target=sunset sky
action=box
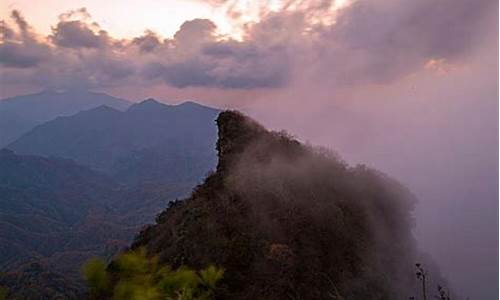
[1,0,230,38]
[0,0,351,38]
[0,0,494,101]
[0,0,498,298]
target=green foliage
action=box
[199,265,224,290]
[83,248,223,300]
[0,286,7,300]
[83,258,110,296]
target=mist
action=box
[240,12,498,299]
[132,110,449,299]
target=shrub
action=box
[83,248,223,300]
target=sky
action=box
[0,0,498,298]
[1,0,231,38]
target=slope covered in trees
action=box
[0,147,209,299]
[123,111,438,299]
[0,100,221,299]
[0,148,120,271]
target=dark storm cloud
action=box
[50,20,109,48]
[0,0,494,90]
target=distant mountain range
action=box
[0,91,220,298]
[7,98,219,186]
[0,90,130,148]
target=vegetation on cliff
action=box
[84,249,223,300]
[110,111,440,299]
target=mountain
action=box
[0,90,130,148]
[0,148,116,267]
[0,100,221,298]
[0,149,195,299]
[7,99,219,186]
[120,111,440,300]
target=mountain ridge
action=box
[0,99,222,299]
[121,110,436,299]
[7,99,220,185]
[0,90,131,148]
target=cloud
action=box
[58,7,92,21]
[0,11,51,68]
[0,0,495,92]
[173,19,216,48]
[0,20,16,40]
[144,59,217,88]
[0,42,51,68]
[132,30,162,53]
[50,20,109,48]
[133,17,290,89]
[10,10,30,38]
[149,50,289,89]
[313,0,496,85]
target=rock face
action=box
[131,111,421,300]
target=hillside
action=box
[0,90,130,148]
[8,99,219,186]
[0,149,197,298]
[124,111,430,299]
[0,99,221,298]
[0,148,118,270]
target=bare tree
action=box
[415,263,428,300]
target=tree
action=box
[0,286,7,300]
[415,263,427,300]
[83,258,110,297]
[83,248,224,300]
[435,285,452,300]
